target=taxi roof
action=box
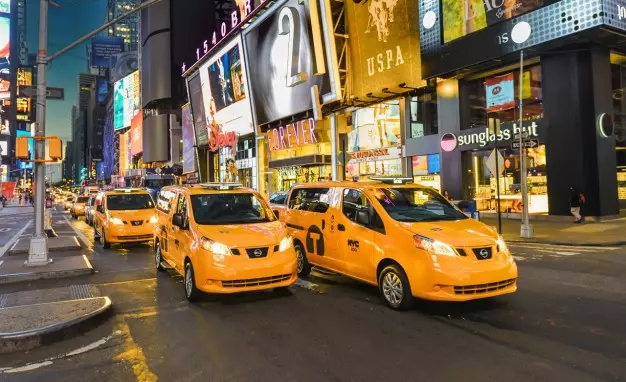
[103,188,151,195]
[290,178,430,190]
[162,183,258,195]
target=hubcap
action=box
[185,267,193,297]
[382,272,403,306]
[296,247,304,273]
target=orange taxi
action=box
[154,183,297,301]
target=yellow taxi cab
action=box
[70,195,90,219]
[93,188,157,249]
[154,183,297,301]
[283,178,517,310]
[64,195,75,210]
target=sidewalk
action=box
[482,213,626,246]
[0,205,34,217]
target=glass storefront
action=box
[345,100,404,180]
[212,135,257,188]
[610,52,626,200]
[266,117,332,193]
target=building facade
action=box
[107,0,139,51]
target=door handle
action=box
[337,224,345,231]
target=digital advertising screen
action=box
[113,71,140,130]
[130,112,143,156]
[97,78,108,104]
[16,129,33,169]
[187,72,209,147]
[0,16,11,101]
[442,0,543,44]
[182,104,197,174]
[199,36,253,138]
[0,0,9,14]
[244,0,331,125]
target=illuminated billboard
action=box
[0,0,9,14]
[182,104,196,174]
[16,129,33,169]
[0,16,10,100]
[199,36,253,148]
[113,71,140,130]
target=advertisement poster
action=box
[182,104,197,174]
[345,0,423,99]
[244,0,331,125]
[0,140,7,156]
[412,155,428,175]
[442,0,543,44]
[91,36,124,67]
[110,51,138,83]
[16,129,33,169]
[119,131,129,175]
[348,101,401,152]
[187,73,209,147]
[485,73,515,112]
[427,153,440,174]
[199,37,253,139]
[130,113,143,156]
[0,16,10,100]
[0,0,9,14]
[114,71,140,130]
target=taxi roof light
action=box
[198,183,243,190]
[114,188,143,193]
[369,177,414,185]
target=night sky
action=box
[26,0,107,142]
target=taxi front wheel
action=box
[295,243,311,278]
[378,264,414,311]
[102,230,111,249]
[155,242,165,272]
[184,262,200,302]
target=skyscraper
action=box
[106,0,139,51]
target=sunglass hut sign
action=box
[440,121,539,151]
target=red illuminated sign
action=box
[207,121,238,153]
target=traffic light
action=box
[16,137,29,160]
[49,137,62,160]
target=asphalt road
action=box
[1,212,625,382]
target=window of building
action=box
[409,90,438,138]
[461,64,543,131]
[610,52,626,200]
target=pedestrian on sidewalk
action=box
[569,186,584,223]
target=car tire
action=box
[102,231,111,249]
[295,242,311,278]
[184,262,200,302]
[155,242,165,272]
[93,227,100,242]
[378,264,414,311]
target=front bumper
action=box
[105,223,154,243]
[193,247,298,294]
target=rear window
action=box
[76,196,89,203]
[269,193,287,205]
[107,194,154,210]
[288,188,330,213]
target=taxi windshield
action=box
[373,187,467,223]
[76,196,89,203]
[191,193,276,225]
[107,194,154,210]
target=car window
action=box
[76,196,89,203]
[270,193,287,205]
[288,188,330,213]
[342,189,384,230]
[106,194,155,210]
[157,189,177,213]
[191,193,276,225]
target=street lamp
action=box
[511,21,533,238]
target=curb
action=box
[505,238,626,247]
[8,236,81,256]
[0,297,112,354]
[0,255,94,285]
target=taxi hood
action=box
[196,221,286,248]
[108,208,156,219]
[400,218,498,248]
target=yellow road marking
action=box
[114,318,158,382]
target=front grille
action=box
[131,220,144,226]
[245,247,269,259]
[453,279,516,295]
[221,274,292,288]
[117,234,153,241]
[471,247,493,260]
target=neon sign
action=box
[207,121,238,153]
[268,118,318,151]
[182,0,264,74]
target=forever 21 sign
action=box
[182,0,264,73]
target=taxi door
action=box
[334,188,377,283]
[170,193,192,271]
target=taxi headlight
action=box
[278,236,292,252]
[200,237,232,256]
[413,235,457,257]
[110,217,124,225]
[149,216,158,224]
[496,235,510,255]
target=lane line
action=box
[63,216,92,249]
[0,219,32,259]
[95,277,157,286]
[114,318,158,382]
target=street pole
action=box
[28,0,165,265]
[519,50,533,238]
[494,120,502,234]
[27,0,50,264]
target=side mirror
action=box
[273,209,279,219]
[356,210,370,226]
[172,213,185,229]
